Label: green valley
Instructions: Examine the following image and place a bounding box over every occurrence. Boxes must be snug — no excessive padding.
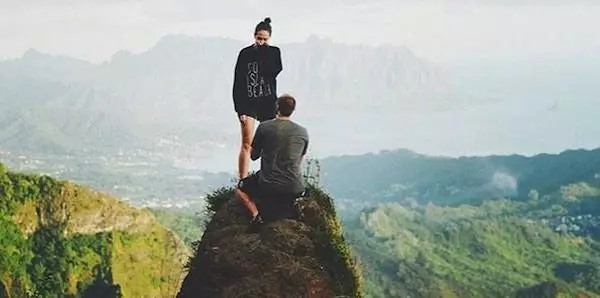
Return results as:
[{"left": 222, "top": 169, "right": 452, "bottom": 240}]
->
[
  {"left": 345, "top": 196, "right": 600, "bottom": 297},
  {"left": 154, "top": 149, "right": 600, "bottom": 297},
  {"left": 3, "top": 147, "right": 600, "bottom": 297},
  {"left": 152, "top": 182, "right": 600, "bottom": 297}
]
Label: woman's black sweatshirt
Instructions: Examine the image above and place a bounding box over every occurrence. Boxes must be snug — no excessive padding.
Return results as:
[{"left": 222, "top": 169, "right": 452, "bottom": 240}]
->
[{"left": 232, "top": 44, "right": 282, "bottom": 115}]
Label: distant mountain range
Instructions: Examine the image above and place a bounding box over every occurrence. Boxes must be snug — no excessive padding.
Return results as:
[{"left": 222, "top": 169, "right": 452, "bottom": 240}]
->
[
  {"left": 0, "top": 34, "right": 474, "bottom": 159},
  {"left": 319, "top": 147, "right": 600, "bottom": 208}
]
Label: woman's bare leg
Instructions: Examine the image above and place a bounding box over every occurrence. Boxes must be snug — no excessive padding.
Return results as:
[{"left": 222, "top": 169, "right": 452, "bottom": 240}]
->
[{"left": 238, "top": 115, "right": 255, "bottom": 179}]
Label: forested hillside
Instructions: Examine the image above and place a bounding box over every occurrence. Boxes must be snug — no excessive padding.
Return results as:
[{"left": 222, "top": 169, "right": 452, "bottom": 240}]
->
[
  {"left": 345, "top": 192, "right": 600, "bottom": 297},
  {"left": 0, "top": 162, "right": 189, "bottom": 298},
  {"left": 320, "top": 148, "right": 600, "bottom": 207}
]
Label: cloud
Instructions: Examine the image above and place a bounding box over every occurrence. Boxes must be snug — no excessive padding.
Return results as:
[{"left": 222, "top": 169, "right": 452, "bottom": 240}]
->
[
  {"left": 0, "top": 0, "right": 599, "bottom": 63},
  {"left": 346, "top": 0, "right": 600, "bottom": 5},
  {"left": 350, "top": 2, "right": 600, "bottom": 61},
  {"left": 46, "top": 0, "right": 339, "bottom": 24},
  {"left": 491, "top": 171, "right": 518, "bottom": 191},
  {"left": 0, "top": 1, "right": 170, "bottom": 62}
]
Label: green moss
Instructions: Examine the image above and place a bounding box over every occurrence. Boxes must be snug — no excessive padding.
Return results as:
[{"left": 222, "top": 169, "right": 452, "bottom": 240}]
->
[{"left": 305, "top": 183, "right": 365, "bottom": 298}]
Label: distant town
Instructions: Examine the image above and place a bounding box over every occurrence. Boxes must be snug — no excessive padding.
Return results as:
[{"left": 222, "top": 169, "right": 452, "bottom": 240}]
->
[{"left": 0, "top": 147, "right": 234, "bottom": 212}]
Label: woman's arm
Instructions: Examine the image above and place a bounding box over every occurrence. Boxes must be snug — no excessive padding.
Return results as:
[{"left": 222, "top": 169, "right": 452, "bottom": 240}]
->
[
  {"left": 258, "top": 46, "right": 282, "bottom": 79},
  {"left": 272, "top": 46, "right": 282, "bottom": 78},
  {"left": 232, "top": 50, "right": 246, "bottom": 113}
]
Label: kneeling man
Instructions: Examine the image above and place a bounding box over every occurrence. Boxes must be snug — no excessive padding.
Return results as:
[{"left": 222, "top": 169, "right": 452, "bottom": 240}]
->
[{"left": 235, "top": 94, "right": 309, "bottom": 228}]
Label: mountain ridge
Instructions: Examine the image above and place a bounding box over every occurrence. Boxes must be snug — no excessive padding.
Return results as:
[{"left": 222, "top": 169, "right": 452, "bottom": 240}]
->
[
  {"left": 0, "top": 33, "right": 471, "bottom": 166},
  {"left": 4, "top": 34, "right": 421, "bottom": 65},
  {"left": 319, "top": 147, "right": 600, "bottom": 209}
]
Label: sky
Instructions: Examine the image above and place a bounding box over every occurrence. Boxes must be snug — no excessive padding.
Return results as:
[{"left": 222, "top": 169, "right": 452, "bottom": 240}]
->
[
  {"left": 1, "top": 0, "right": 599, "bottom": 64},
  {"left": 1, "top": 0, "right": 599, "bottom": 167}
]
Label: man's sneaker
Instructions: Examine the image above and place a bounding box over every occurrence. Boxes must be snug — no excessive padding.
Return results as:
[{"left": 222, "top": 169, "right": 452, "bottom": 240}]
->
[
  {"left": 250, "top": 214, "right": 264, "bottom": 224},
  {"left": 247, "top": 214, "right": 264, "bottom": 233}
]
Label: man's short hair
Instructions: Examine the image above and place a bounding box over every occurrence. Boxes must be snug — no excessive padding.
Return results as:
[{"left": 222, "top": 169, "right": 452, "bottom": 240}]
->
[{"left": 277, "top": 94, "right": 296, "bottom": 117}]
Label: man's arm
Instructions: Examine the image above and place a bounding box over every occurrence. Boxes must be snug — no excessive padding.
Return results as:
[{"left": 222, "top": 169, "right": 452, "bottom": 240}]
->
[
  {"left": 250, "top": 125, "right": 263, "bottom": 161},
  {"left": 300, "top": 133, "right": 309, "bottom": 161}
]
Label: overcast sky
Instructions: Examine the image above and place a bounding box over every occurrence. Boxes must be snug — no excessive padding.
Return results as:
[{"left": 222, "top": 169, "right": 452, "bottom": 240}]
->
[{"left": 1, "top": 1, "right": 599, "bottom": 63}]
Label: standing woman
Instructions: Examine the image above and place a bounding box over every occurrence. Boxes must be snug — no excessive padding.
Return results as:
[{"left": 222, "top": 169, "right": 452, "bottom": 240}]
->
[{"left": 232, "top": 17, "right": 283, "bottom": 179}]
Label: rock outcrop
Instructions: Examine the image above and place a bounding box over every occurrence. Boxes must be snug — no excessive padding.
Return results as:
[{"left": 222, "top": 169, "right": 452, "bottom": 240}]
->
[{"left": 177, "top": 185, "right": 363, "bottom": 298}]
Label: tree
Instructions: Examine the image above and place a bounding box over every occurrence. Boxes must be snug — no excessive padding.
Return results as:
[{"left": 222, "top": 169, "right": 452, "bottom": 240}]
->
[
  {"left": 0, "top": 172, "right": 14, "bottom": 213},
  {"left": 28, "top": 224, "right": 72, "bottom": 298}
]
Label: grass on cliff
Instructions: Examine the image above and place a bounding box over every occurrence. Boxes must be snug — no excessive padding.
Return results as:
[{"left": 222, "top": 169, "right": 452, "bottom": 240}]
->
[{"left": 188, "top": 178, "right": 365, "bottom": 298}]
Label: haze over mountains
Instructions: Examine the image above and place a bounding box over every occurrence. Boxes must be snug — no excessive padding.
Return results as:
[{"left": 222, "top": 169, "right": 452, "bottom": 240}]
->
[
  {"left": 1, "top": 34, "right": 599, "bottom": 173},
  {"left": 0, "top": 34, "right": 471, "bottom": 171},
  {"left": 2, "top": 3, "right": 600, "bottom": 296}
]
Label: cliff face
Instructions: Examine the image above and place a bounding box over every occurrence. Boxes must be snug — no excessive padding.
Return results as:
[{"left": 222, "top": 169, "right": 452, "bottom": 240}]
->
[
  {"left": 177, "top": 185, "right": 363, "bottom": 298},
  {"left": 11, "top": 184, "right": 156, "bottom": 237},
  {"left": 0, "top": 163, "right": 190, "bottom": 298}
]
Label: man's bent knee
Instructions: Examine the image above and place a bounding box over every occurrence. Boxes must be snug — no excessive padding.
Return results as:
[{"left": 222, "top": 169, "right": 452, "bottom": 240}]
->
[
  {"left": 235, "top": 187, "right": 248, "bottom": 198},
  {"left": 235, "top": 181, "right": 254, "bottom": 198}
]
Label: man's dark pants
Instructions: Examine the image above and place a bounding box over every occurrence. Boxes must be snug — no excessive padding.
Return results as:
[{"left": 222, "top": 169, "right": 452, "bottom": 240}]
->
[{"left": 237, "top": 172, "right": 303, "bottom": 222}]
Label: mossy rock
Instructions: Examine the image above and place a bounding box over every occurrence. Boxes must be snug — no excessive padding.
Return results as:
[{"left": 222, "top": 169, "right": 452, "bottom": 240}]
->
[{"left": 177, "top": 184, "right": 363, "bottom": 298}]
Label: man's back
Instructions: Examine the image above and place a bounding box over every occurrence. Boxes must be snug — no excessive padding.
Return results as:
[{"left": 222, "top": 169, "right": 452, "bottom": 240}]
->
[{"left": 252, "top": 118, "right": 309, "bottom": 194}]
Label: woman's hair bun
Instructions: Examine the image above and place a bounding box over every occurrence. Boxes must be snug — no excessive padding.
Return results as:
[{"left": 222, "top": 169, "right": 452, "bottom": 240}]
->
[{"left": 264, "top": 17, "right": 271, "bottom": 24}]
